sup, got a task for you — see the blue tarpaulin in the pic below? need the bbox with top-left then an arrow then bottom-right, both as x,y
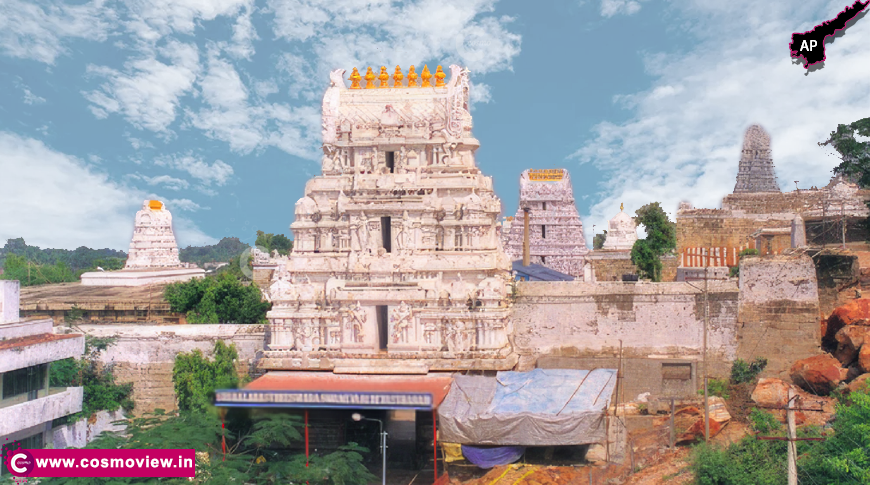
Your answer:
461,445 -> 525,469
438,369 -> 617,446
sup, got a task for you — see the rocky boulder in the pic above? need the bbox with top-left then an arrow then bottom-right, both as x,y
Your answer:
789,354 -> 848,395
833,325 -> 870,365
860,345 -> 870,374
751,378 -> 797,407
825,299 -> 870,348
846,374 -> 870,394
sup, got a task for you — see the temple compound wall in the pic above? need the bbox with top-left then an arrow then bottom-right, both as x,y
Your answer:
512,281 -> 739,401
257,65 -> 513,372
80,324 -> 266,413
501,169 -> 589,277
736,254 -> 821,378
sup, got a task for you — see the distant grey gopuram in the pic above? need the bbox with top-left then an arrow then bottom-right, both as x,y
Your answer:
733,124 -> 780,193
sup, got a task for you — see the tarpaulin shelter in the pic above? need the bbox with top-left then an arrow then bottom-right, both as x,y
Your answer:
438,369 -> 617,446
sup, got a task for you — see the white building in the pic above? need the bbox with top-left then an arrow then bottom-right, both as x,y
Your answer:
0,280 -> 84,450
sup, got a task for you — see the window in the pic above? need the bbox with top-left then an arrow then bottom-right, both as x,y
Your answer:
377,306 -> 388,351
385,151 -> 395,173
2,364 -> 48,400
542,202 -> 547,210
381,217 -> 392,253
541,225 -> 546,239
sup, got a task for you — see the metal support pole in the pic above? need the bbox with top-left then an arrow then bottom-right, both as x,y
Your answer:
433,409 -> 438,483
787,389 -> 797,485
305,409 -> 309,467
704,257 -> 709,442
382,429 -> 387,485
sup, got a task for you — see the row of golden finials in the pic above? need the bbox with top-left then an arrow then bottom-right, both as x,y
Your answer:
348,65 -> 447,89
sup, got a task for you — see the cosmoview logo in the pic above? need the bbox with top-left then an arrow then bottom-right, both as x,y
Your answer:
7,450 -> 35,476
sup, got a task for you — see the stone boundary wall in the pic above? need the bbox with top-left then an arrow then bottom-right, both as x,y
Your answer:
736,254 -> 821,378
52,409 -> 126,449
512,281 -> 739,400
78,324 -> 267,414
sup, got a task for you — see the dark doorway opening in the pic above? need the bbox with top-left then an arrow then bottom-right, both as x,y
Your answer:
541,225 -> 546,239
381,217 -> 392,253
385,151 -> 395,173
377,305 -> 389,350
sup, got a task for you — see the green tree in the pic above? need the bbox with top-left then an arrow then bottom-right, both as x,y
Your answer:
255,230 -> 293,256
820,118 -> 870,238
822,117 -> 870,187
50,336 -> 134,421
173,341 -> 240,413
593,230 -> 608,250
179,237 -> 250,267
801,386 -> 870,483
630,202 -> 676,281
164,272 -> 270,324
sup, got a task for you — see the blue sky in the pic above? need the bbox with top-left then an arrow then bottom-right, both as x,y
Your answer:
1,0 -> 868,251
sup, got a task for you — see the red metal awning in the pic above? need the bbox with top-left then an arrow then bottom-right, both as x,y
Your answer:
215,371 -> 455,410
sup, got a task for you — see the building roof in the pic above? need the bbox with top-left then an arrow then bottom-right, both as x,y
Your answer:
0,332 -> 81,352
512,261 -> 575,281
19,282 -> 171,311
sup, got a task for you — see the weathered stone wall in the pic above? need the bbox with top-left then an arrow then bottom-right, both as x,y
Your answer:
52,409 -> 126,449
736,254 -> 821,378
588,253 -> 677,282
78,325 -> 267,414
512,281 -> 740,401
815,253 -> 860,317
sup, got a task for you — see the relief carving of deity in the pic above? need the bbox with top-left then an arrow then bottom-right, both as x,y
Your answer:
390,301 -> 413,344
345,301 -> 367,343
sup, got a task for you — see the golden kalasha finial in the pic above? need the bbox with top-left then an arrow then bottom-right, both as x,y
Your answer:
434,65 -> 446,87
349,67 -> 362,89
364,67 -> 376,89
620,203 -> 624,212
378,66 -> 389,88
407,65 -> 418,87
421,65 -> 432,87
392,66 -> 404,87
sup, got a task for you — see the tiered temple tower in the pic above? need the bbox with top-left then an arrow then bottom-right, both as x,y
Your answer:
502,169 -> 588,277
125,200 -> 183,269
261,65 -> 513,368
733,124 -> 780,193
80,200 -> 204,286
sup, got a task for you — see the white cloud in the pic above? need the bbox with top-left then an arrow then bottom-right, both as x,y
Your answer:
188,51 -> 322,158
268,0 -> 521,76
600,0 -> 647,17
469,81 -> 492,110
154,154 -> 235,186
0,132 -> 213,250
0,0 -> 114,64
122,0 -> 252,43
22,87 -> 46,105
226,3 -> 258,59
164,198 -> 205,212
129,173 -> 191,190
84,40 -> 200,132
571,0 -> 870,246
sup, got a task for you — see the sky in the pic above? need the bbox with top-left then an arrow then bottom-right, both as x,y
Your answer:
1,0 -> 868,251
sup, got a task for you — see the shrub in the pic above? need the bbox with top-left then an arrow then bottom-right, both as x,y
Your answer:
698,378 -> 731,400
731,357 -> 768,384
164,272 -> 271,324
173,341 -> 240,413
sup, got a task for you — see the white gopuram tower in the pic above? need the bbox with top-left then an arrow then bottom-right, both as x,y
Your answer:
260,65 -> 514,371
81,200 -> 204,286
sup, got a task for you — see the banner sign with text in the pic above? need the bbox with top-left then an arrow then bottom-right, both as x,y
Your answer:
215,390 -> 434,410
528,169 -> 564,181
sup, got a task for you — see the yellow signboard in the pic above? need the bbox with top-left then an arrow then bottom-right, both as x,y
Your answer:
528,169 -> 564,181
